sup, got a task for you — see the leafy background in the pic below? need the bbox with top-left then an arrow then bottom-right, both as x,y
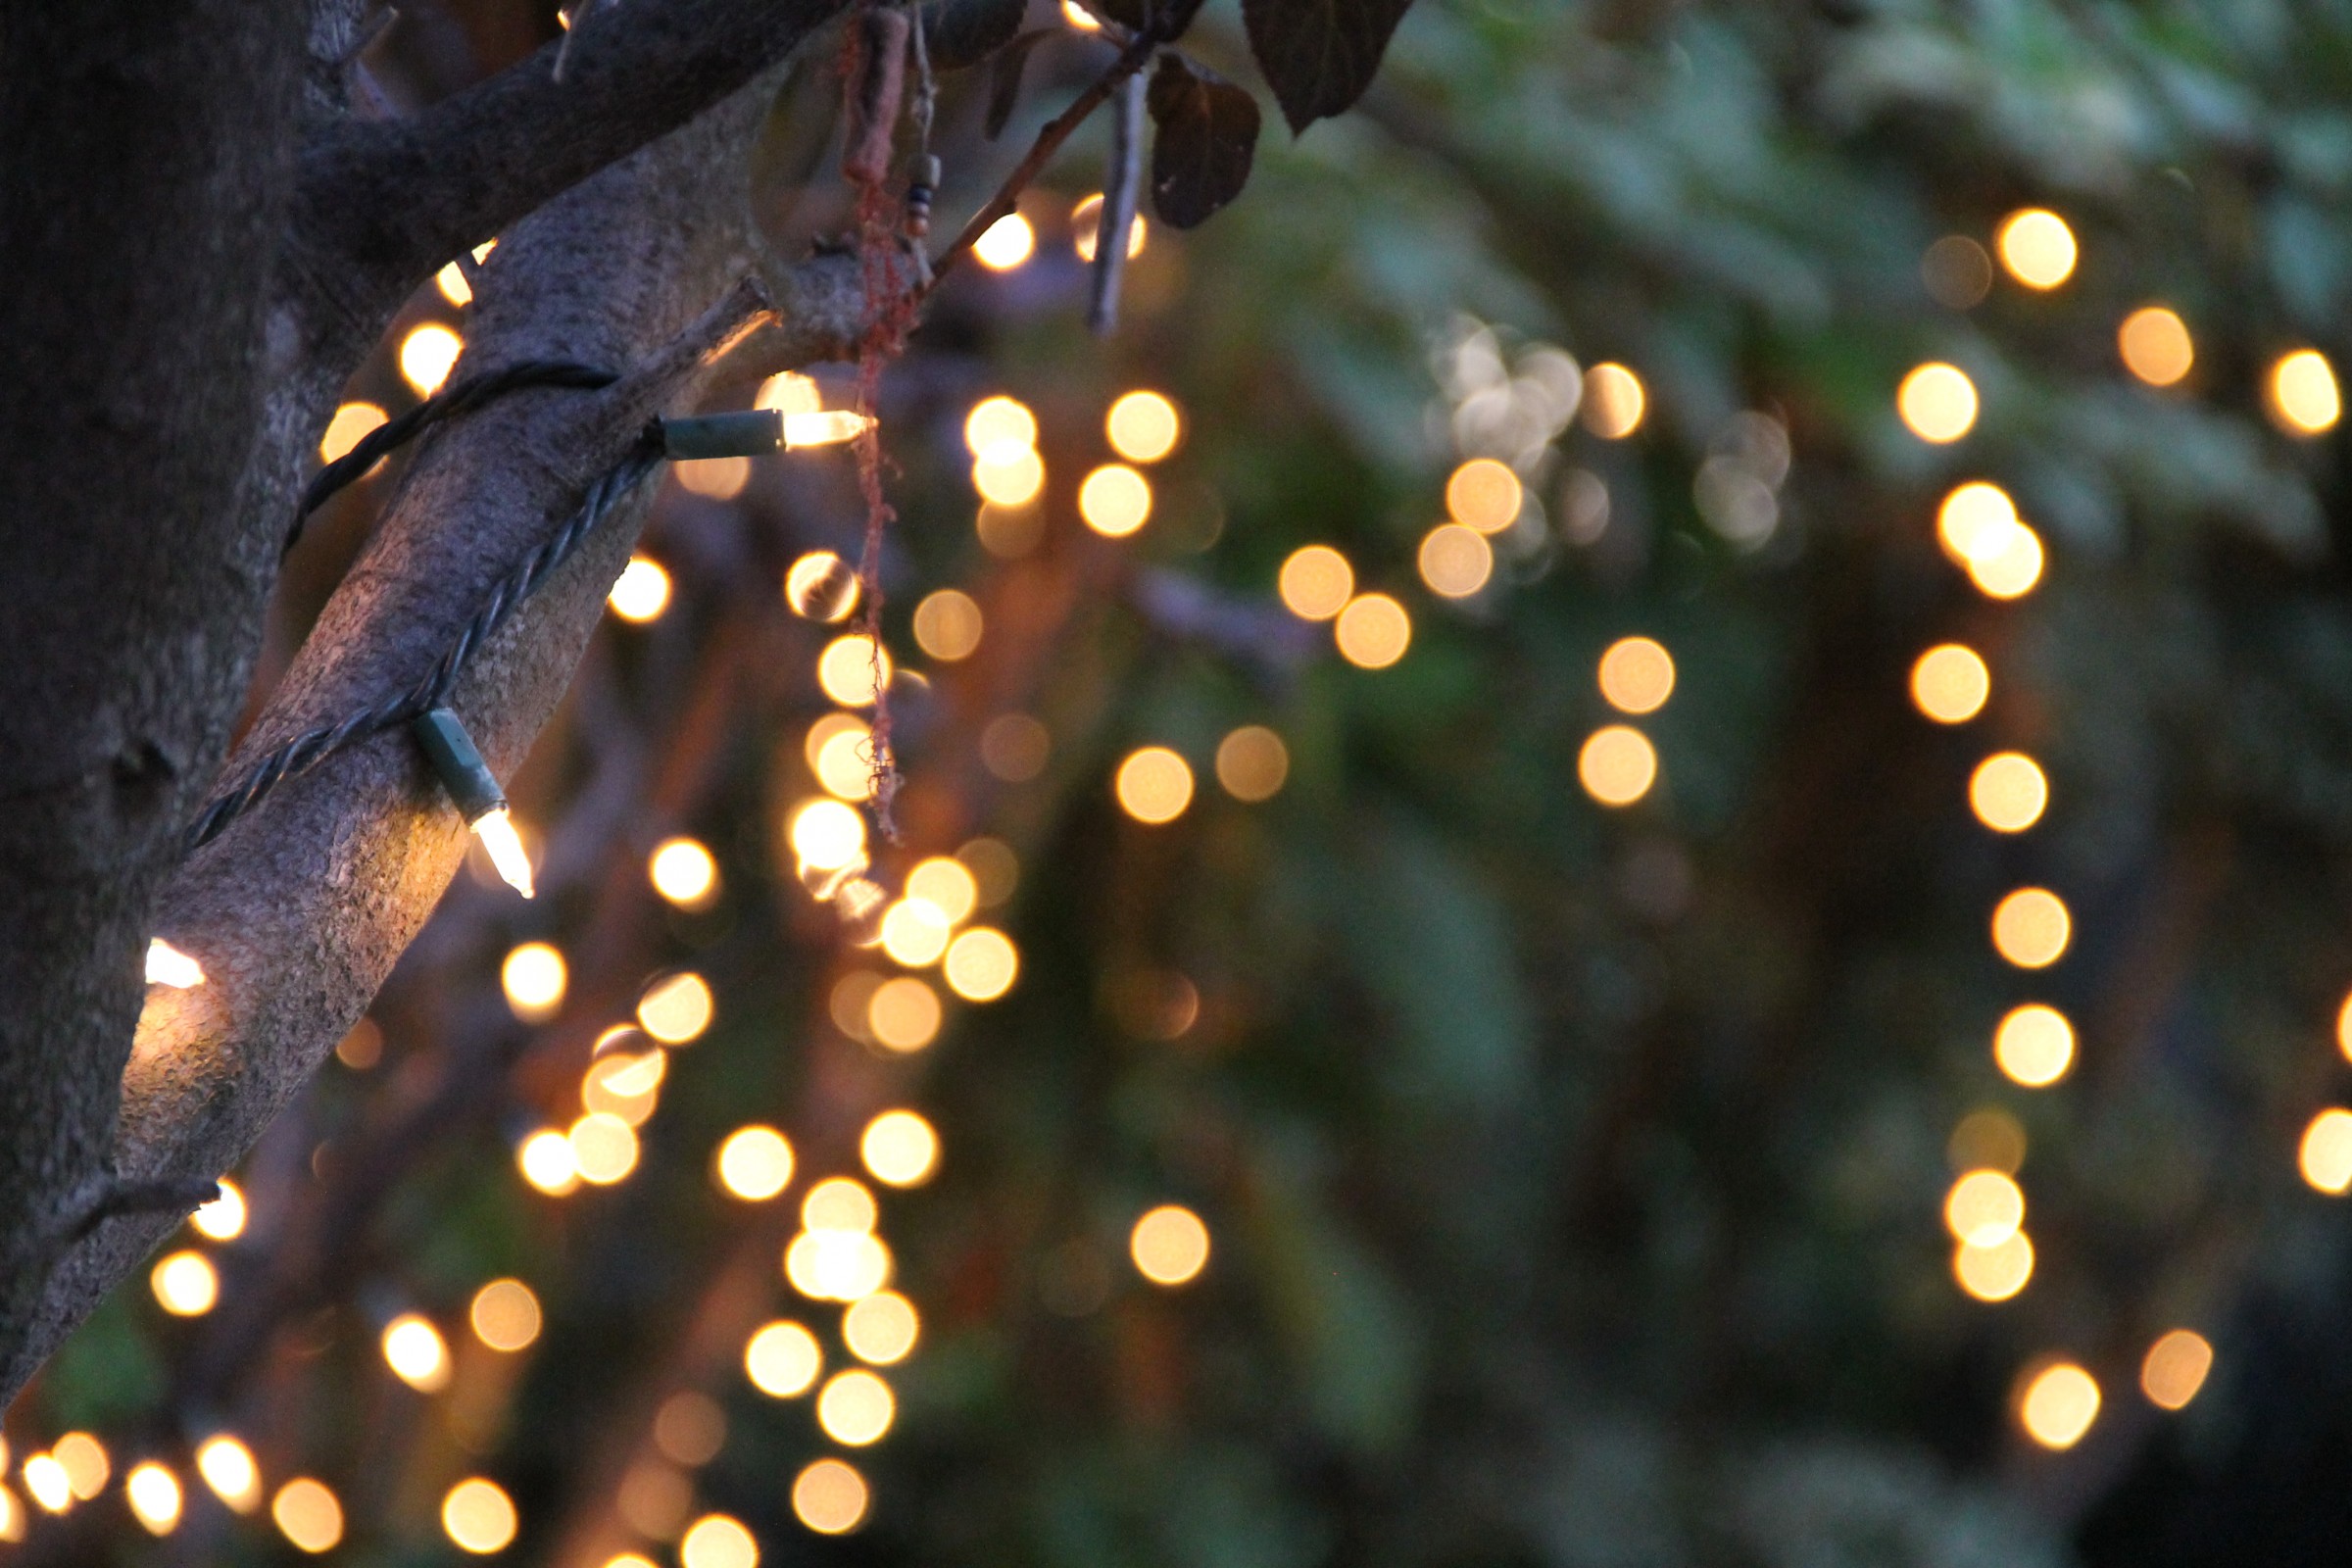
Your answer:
26,0 -> 2352,1563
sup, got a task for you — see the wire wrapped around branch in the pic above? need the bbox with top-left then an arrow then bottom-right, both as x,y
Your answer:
191,435 -> 663,854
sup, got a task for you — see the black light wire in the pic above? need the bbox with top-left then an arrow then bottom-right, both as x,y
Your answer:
190,368 -> 650,855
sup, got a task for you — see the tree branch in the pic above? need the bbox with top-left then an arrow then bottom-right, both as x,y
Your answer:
1,65 -> 888,1401
289,0 -> 855,325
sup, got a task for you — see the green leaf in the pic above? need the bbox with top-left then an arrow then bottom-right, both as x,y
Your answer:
1240,0 -> 1415,133
923,0 -> 1029,72
1147,55 -> 1263,229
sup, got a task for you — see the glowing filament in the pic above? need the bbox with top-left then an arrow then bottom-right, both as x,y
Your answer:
471,808 -> 535,899
783,410 -> 873,448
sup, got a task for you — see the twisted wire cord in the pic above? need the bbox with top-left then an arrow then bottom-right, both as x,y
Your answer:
285,360 -> 619,554
188,434 -> 663,854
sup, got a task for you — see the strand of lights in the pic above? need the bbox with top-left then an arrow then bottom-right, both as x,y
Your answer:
413,708 -> 534,898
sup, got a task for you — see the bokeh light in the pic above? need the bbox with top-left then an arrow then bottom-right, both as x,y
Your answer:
2018,1362 -> 2101,1449
1107,391 -> 1182,462
1911,644 -> 1990,723
501,941 -> 566,1022
716,1126 -> 795,1200
1079,464 -> 1152,536
1994,208 -> 2077,289
1897,362 -> 1978,443
1993,1004 -> 2075,1088
1071,193 -> 1146,261
608,556 -> 670,623
2119,306 -> 2193,386
816,634 -> 892,707
2270,348 -> 2341,435
271,1478 -> 344,1554
318,401 -> 386,465
1943,1169 -> 2025,1248
637,971 -> 714,1044
1446,459 -> 1523,533
2299,1107 -> 2352,1193
1278,546 -> 1354,620
867,976 -> 942,1052
816,1369 -> 896,1445
442,1478 -> 517,1555
191,1177 -> 245,1241
1582,363 -> 1646,438
973,213 -> 1035,270
1130,1204 -> 1210,1285
649,837 -> 719,908
913,589 -> 984,660
844,1291 -> 921,1364
125,1462 -> 180,1535
2140,1330 -> 2214,1410
792,1459 -> 868,1535
745,1320 -> 822,1397
680,1513 -> 759,1568
1215,725 -> 1290,802
1115,747 -> 1195,824
1991,888 -> 2071,969
944,927 -> 1019,1002
1578,726 -> 1657,807
381,1312 -> 451,1392
152,1250 -> 218,1316
786,552 -> 860,623
517,1129 -> 579,1196
1597,637 -> 1675,714
906,858 -> 979,925
196,1436 -> 260,1512
861,1110 -> 940,1187
1953,1232 -> 2034,1302
400,323 -> 463,397
470,1279 -> 542,1350
1334,593 -> 1412,669
1969,752 -> 2048,833
1417,522 -> 1494,598
569,1112 -> 640,1185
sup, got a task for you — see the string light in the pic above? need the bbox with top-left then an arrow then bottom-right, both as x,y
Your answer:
637,971 -> 713,1043
1130,1204 -> 1210,1285
318,402 -> 387,465
151,1250 -> 218,1315
2269,348 -> 2341,435
1215,726 -> 1289,802
1953,1232 -> 2034,1302
1115,747 -> 1195,824
867,977 -> 942,1052
973,213 -> 1035,270
1581,364 -> 1645,438
1578,725 -> 1657,807
2017,1362 -> 2100,1449
912,589 -> 984,660
1334,593 -> 1411,669
20,1455 -> 68,1514
271,1478 -> 344,1553
816,634 -> 893,708
786,552 -> 860,622
2119,306 -> 2193,387
1897,363 -> 1978,443
470,1279 -> 543,1350
400,323 -> 463,396
195,1436 -> 260,1513
1991,888 -> 2071,968
414,708 -> 534,897
844,1291 -> 921,1363
1079,464 -> 1152,536
1969,752 -> 2048,832
906,858 -> 979,925
1418,523 -> 1494,598
816,1369 -> 896,1445
501,942 -> 566,1020
1994,1004 -> 2075,1087
2299,1107 -> 2352,1193
608,557 -> 672,622
1994,209 -> 2077,289
1277,546 -> 1354,620
1911,645 -> 1990,723
1071,193 -> 1146,261
791,1458 -> 869,1534
716,1126 -> 795,1200
382,1312 -> 453,1392
745,1321 -> 823,1396
1445,459 -> 1522,533
1106,391 -> 1181,462
1597,637 -> 1675,714
649,837 -> 720,908
879,898 -> 953,966
963,396 -> 1038,462
124,1462 -> 182,1535
442,1479 -> 518,1554
943,928 -> 1019,1000
860,1111 -> 939,1187
1944,1169 -> 2025,1247
53,1434 -> 109,1501
2140,1330 -> 2214,1410
145,938 -> 205,989
660,407 -> 872,460
517,1129 -> 580,1195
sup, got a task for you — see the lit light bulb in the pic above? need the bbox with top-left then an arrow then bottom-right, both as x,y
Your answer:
471,808 -> 535,900
784,410 -> 874,448
145,938 -> 205,989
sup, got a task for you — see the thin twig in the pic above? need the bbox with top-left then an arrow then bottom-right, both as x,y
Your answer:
928,24 -> 1163,291
1089,72 -> 1145,335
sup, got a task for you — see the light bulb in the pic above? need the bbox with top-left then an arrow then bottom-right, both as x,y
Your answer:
145,938 -> 205,989
471,808 -> 535,899
783,410 -> 874,449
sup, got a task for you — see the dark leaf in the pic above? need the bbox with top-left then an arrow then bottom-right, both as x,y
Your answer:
1085,0 -> 1207,39
921,0 -> 1029,72
1242,0 -> 1415,133
983,28 -> 1056,139
1147,53 -> 1262,228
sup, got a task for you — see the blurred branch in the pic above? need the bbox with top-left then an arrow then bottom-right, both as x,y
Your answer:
289,0 -> 853,335
1088,73 -> 1146,335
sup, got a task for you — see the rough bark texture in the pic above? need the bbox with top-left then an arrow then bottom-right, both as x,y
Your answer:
0,0 -> 861,1401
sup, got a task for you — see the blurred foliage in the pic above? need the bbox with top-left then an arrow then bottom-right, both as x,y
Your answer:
28,0 -> 2352,1564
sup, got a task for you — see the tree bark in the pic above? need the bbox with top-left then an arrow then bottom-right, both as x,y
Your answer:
0,0 -> 862,1400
